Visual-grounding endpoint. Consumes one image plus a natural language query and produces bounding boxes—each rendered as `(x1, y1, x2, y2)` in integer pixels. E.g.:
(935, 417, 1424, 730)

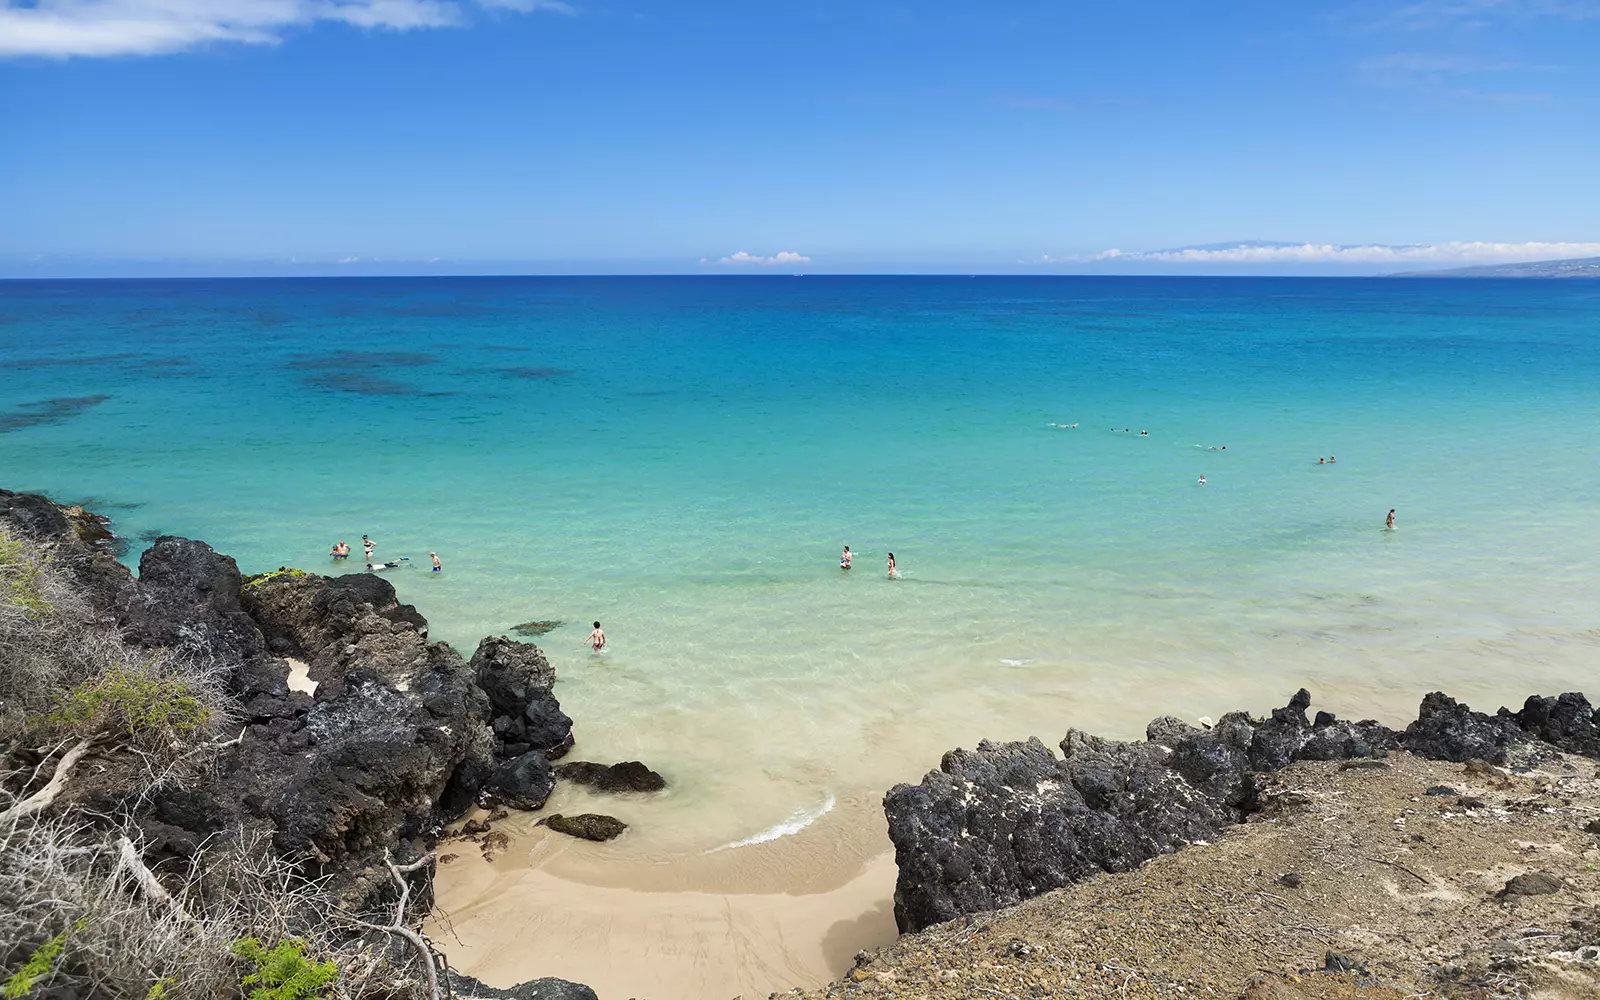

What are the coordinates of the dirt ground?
(793, 750, 1600, 1000)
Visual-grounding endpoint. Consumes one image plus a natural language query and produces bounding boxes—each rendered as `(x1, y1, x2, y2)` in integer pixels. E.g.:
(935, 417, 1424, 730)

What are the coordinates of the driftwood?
(347, 851, 442, 1000)
(0, 739, 95, 827)
(115, 835, 195, 923)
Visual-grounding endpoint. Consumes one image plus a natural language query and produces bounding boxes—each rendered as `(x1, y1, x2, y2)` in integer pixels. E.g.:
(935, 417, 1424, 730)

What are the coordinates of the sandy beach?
(430, 784, 900, 1000)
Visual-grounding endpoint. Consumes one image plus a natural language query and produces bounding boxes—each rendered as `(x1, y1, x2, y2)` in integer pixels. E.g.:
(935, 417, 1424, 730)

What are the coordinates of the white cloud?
(0, 0, 572, 58)
(1096, 241, 1600, 264)
(706, 250, 813, 267)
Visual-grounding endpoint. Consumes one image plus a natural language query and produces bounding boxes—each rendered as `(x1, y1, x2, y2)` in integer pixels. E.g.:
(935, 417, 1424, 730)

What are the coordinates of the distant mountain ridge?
(1396, 256, 1600, 278)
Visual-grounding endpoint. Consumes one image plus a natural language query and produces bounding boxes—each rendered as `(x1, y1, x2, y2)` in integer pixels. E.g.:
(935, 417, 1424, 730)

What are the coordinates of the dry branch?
(0, 739, 95, 826)
(345, 851, 442, 1000)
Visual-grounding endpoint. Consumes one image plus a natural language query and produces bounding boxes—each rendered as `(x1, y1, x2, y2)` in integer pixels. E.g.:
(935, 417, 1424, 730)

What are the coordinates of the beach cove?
(4, 276, 1599, 997)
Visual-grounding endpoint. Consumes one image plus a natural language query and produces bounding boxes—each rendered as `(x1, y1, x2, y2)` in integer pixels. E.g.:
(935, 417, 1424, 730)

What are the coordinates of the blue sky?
(3, 0, 1599, 275)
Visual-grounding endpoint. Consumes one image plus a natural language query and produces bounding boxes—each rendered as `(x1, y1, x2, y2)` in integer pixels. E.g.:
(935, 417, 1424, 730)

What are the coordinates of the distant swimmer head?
(593, 621, 601, 629)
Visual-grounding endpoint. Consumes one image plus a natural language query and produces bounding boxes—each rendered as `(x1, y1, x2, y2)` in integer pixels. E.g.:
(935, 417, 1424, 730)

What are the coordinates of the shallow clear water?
(4, 276, 1599, 857)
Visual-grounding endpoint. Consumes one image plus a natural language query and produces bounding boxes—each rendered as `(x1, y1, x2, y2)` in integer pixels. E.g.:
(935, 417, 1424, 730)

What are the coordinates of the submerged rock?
(554, 760, 666, 793)
(511, 620, 564, 637)
(545, 813, 628, 842)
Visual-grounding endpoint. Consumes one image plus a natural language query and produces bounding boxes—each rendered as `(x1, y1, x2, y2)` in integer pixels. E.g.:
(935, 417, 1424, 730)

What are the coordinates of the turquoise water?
(4, 276, 1599, 858)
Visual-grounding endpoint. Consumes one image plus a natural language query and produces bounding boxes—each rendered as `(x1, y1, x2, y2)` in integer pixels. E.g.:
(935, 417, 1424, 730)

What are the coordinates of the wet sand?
(429, 785, 900, 1000)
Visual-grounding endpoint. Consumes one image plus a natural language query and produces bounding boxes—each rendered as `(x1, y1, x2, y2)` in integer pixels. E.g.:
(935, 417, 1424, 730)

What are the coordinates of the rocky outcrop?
(1505, 692, 1600, 758)
(0, 493, 567, 895)
(555, 760, 666, 793)
(887, 687, 1598, 933)
(1401, 691, 1528, 764)
(119, 537, 267, 667)
(472, 636, 574, 760)
(1, 491, 598, 998)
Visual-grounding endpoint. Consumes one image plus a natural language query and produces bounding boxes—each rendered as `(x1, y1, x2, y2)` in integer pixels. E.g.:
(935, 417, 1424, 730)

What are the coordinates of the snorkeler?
(841, 546, 852, 570)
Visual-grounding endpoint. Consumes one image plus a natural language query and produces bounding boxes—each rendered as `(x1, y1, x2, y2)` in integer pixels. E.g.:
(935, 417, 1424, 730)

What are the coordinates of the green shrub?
(243, 568, 308, 589)
(143, 978, 176, 1000)
(0, 536, 49, 616)
(2, 919, 85, 1000)
(229, 938, 338, 1000)
(50, 663, 212, 744)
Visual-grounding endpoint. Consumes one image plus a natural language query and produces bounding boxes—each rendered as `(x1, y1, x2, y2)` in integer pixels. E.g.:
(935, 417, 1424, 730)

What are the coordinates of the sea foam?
(708, 793, 836, 853)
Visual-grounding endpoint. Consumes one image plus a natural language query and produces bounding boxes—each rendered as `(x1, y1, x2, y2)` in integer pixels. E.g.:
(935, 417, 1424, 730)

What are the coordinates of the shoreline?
(430, 817, 899, 1000)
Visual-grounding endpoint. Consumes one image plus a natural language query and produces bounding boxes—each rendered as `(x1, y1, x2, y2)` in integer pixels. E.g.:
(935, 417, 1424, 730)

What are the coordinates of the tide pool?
(3, 276, 1598, 858)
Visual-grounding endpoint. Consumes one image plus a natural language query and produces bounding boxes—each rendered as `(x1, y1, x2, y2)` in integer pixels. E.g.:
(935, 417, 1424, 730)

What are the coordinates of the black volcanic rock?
(1402, 692, 1528, 764)
(555, 760, 666, 793)
(887, 686, 1598, 933)
(545, 813, 627, 842)
(1, 489, 598, 996)
(448, 973, 598, 1000)
(491, 751, 556, 811)
(471, 635, 574, 760)
(1506, 693, 1600, 758)
(119, 536, 265, 665)
(886, 691, 1407, 933)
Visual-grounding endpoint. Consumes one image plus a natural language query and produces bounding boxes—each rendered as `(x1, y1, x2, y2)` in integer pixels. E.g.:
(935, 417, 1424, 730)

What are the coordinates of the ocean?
(4, 275, 1599, 867)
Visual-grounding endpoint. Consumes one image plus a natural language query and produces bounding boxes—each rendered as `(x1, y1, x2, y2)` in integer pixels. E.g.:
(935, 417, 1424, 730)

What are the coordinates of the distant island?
(1396, 255, 1600, 278)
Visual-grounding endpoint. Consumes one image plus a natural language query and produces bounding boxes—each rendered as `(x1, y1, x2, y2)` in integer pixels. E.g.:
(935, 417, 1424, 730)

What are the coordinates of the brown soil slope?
(797, 751, 1600, 1000)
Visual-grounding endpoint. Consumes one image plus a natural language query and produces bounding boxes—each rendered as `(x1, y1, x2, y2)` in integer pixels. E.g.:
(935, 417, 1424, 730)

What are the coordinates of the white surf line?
(705, 793, 837, 854)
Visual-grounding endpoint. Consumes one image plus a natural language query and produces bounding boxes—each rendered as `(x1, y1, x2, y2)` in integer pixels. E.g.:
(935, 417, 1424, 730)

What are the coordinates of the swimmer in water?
(430, 551, 442, 572)
(1318, 457, 1325, 465)
(887, 552, 899, 579)
(1386, 509, 1396, 530)
(1140, 430, 1149, 437)
(840, 546, 852, 570)
(362, 535, 375, 562)
(587, 621, 605, 651)
(1329, 455, 1336, 464)
(1198, 474, 1206, 485)
(330, 540, 349, 558)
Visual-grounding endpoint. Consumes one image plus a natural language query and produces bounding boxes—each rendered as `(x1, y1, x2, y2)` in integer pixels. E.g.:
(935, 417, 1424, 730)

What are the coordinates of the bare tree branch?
(0, 739, 95, 827)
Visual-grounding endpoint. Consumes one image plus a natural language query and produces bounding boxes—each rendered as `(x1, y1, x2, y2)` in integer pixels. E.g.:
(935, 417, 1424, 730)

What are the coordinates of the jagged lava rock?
(448, 972, 598, 1000)
(1402, 691, 1528, 763)
(491, 751, 556, 811)
(554, 760, 666, 793)
(118, 537, 266, 665)
(471, 635, 574, 760)
(1506, 693, 1600, 758)
(885, 689, 1399, 933)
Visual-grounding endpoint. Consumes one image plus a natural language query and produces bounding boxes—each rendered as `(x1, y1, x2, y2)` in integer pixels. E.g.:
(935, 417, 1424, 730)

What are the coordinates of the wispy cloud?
(702, 251, 813, 267)
(0, 0, 574, 58)
(1381, 0, 1600, 28)
(1095, 241, 1600, 264)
